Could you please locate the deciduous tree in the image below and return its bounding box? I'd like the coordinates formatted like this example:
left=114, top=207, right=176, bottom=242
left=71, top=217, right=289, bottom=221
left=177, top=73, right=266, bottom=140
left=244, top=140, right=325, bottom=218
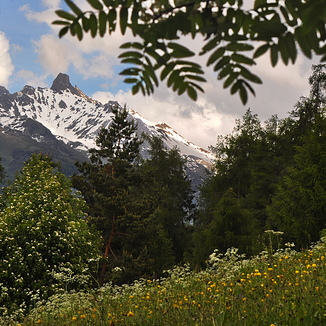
left=0, top=154, right=100, bottom=315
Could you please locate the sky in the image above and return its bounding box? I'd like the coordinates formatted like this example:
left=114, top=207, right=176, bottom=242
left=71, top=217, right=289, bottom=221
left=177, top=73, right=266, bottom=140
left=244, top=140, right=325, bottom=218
left=0, top=0, right=321, bottom=149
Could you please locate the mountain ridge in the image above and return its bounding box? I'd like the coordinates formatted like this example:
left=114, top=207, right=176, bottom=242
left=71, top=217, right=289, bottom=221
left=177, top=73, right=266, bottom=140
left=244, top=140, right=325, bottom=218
left=0, top=73, right=213, bottom=187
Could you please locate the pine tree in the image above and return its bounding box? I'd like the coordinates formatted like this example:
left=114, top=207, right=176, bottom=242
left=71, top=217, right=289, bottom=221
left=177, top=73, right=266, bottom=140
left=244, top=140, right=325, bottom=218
left=138, top=135, right=195, bottom=263
left=268, top=114, right=326, bottom=248
left=72, top=105, right=141, bottom=283
left=268, top=65, right=326, bottom=248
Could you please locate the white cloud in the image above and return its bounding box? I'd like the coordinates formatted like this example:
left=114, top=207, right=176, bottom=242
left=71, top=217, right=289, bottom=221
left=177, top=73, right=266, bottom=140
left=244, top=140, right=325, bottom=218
left=34, top=34, right=71, bottom=75
left=92, top=87, right=237, bottom=149
left=21, top=0, right=61, bottom=24
left=19, top=1, right=317, bottom=149
left=16, top=70, right=48, bottom=88
left=0, top=32, right=14, bottom=87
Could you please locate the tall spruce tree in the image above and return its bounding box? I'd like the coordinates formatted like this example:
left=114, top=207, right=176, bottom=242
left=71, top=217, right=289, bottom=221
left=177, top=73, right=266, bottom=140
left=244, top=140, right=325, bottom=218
left=268, top=65, right=326, bottom=248
left=72, top=107, right=177, bottom=284
left=268, top=114, right=326, bottom=248
left=138, top=135, right=194, bottom=263
left=72, top=105, right=141, bottom=283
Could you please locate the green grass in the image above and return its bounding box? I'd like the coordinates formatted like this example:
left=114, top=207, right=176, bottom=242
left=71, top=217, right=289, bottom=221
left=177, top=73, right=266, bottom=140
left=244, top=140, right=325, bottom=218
left=5, top=239, right=326, bottom=326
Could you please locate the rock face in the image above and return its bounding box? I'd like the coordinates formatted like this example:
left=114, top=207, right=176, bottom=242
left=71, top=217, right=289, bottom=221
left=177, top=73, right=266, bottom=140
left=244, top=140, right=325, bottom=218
left=50, top=73, right=80, bottom=96
left=0, top=73, right=213, bottom=187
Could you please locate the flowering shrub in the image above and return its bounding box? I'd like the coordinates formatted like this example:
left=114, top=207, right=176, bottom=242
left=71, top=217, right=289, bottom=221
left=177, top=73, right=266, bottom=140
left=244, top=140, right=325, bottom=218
left=0, top=154, right=101, bottom=317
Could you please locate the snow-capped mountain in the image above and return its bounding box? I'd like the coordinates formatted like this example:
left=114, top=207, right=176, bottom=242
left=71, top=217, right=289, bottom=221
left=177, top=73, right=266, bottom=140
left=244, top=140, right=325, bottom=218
left=0, top=73, right=213, bottom=187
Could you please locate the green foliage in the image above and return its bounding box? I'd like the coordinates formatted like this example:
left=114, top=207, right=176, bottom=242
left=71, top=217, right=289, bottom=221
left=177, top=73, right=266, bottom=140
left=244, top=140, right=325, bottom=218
left=138, top=135, right=195, bottom=262
left=72, top=107, right=181, bottom=284
left=54, top=0, right=326, bottom=104
left=193, top=189, right=254, bottom=266
left=268, top=65, right=326, bottom=248
left=0, top=154, right=101, bottom=316
left=268, top=113, right=326, bottom=249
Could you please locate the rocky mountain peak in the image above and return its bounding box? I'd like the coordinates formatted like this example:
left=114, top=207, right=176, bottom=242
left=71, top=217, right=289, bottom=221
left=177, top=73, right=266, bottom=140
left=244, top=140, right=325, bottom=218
left=0, top=86, right=10, bottom=96
left=50, top=73, right=79, bottom=96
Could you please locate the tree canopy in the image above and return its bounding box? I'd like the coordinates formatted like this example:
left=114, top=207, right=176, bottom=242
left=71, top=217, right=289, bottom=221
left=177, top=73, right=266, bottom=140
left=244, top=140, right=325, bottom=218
left=54, top=0, right=326, bottom=103
left=0, top=154, right=101, bottom=314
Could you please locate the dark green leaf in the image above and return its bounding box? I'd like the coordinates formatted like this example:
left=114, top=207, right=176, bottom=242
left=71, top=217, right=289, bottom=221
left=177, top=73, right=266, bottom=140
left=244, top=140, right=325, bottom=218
left=90, top=13, right=98, bottom=38
left=124, top=78, right=139, bottom=84
left=132, top=83, right=140, bottom=95
left=177, top=83, right=187, bottom=96
left=108, top=9, right=117, bottom=33
left=231, top=53, right=255, bottom=65
left=65, top=0, right=83, bottom=15
left=223, top=72, right=239, bottom=89
left=139, top=82, right=146, bottom=96
left=160, top=63, right=176, bottom=80
left=59, top=26, right=69, bottom=38
left=253, top=43, right=270, bottom=58
left=284, top=0, right=300, bottom=20
left=120, top=68, right=141, bottom=76
left=82, top=16, right=90, bottom=32
left=201, top=35, right=221, bottom=54
left=295, top=27, right=312, bottom=58
left=99, top=11, right=107, bottom=37
left=52, top=20, right=71, bottom=26
left=226, top=42, right=254, bottom=52
left=278, top=36, right=289, bottom=65
left=207, top=47, right=226, bottom=66
left=254, top=0, right=267, bottom=10
left=187, top=86, right=197, bottom=101
left=242, top=80, right=256, bottom=96
left=280, top=5, right=297, bottom=27
left=167, top=70, right=180, bottom=88
left=270, top=44, right=278, bottom=67
left=184, top=75, right=206, bottom=82
left=231, top=80, right=241, bottom=94
left=55, top=10, right=76, bottom=21
left=120, top=7, right=128, bottom=35
left=87, top=0, right=103, bottom=10
left=118, top=51, right=143, bottom=59
left=239, top=66, right=262, bottom=84
left=239, top=84, right=248, bottom=104
left=144, top=64, right=159, bottom=87
left=120, top=58, right=143, bottom=65
left=168, top=42, right=195, bottom=56
left=171, top=50, right=194, bottom=59
left=213, top=56, right=230, bottom=72
left=218, top=66, right=232, bottom=80
left=120, top=42, right=143, bottom=50
left=285, top=32, right=297, bottom=63
left=179, top=66, right=204, bottom=74
left=175, top=60, right=201, bottom=68
left=188, top=81, right=204, bottom=93
left=252, top=20, right=287, bottom=38
left=141, top=70, right=154, bottom=94
left=74, top=21, right=83, bottom=40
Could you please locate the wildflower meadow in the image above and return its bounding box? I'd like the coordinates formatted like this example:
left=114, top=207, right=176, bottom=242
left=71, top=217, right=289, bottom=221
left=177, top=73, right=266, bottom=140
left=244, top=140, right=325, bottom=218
left=2, top=233, right=325, bottom=326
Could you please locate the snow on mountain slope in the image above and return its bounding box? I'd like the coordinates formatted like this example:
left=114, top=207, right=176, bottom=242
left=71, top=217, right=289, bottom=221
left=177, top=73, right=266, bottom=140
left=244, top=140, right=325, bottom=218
left=0, top=73, right=214, bottom=187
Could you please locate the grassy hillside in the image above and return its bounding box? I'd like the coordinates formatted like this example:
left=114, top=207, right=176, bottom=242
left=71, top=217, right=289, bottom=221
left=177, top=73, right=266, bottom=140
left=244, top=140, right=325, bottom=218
left=8, top=235, right=326, bottom=326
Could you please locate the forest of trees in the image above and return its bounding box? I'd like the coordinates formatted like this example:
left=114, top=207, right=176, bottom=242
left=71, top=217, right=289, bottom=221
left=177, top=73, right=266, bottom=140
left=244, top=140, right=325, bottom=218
left=1, top=65, right=326, bottom=315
